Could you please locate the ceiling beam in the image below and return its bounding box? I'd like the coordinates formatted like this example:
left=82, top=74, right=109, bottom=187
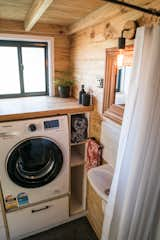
left=68, top=3, right=120, bottom=35
left=24, top=0, right=53, bottom=32
left=0, top=19, right=68, bottom=36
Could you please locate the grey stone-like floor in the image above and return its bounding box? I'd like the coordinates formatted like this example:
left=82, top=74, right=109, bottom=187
left=23, top=217, right=98, bottom=240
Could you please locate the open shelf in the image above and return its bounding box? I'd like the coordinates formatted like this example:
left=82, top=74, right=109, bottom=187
left=70, top=141, right=87, bottom=146
left=70, top=196, right=84, bottom=215
left=71, top=144, right=85, bottom=167
left=70, top=166, right=84, bottom=216
left=69, top=112, right=89, bottom=217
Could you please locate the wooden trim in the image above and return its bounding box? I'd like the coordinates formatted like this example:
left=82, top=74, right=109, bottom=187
left=24, top=0, right=54, bottom=32
left=0, top=19, right=68, bottom=36
left=103, top=105, right=124, bottom=124
left=103, top=45, right=133, bottom=124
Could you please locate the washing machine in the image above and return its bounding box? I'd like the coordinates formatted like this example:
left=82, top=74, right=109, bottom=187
left=0, top=115, right=70, bottom=239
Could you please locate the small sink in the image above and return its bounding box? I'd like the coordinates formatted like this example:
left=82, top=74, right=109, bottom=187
left=87, top=164, right=114, bottom=202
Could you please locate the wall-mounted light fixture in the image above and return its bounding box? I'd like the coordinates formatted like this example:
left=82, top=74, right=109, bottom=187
left=117, top=28, right=129, bottom=67
left=117, top=20, right=137, bottom=67
left=117, top=52, right=124, bottom=67
left=118, top=28, right=129, bottom=50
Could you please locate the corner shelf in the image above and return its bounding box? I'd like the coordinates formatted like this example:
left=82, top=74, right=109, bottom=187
left=69, top=113, right=89, bottom=217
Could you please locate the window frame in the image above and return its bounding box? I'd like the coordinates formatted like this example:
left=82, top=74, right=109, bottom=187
left=0, top=40, right=49, bottom=98
left=103, top=45, right=133, bottom=124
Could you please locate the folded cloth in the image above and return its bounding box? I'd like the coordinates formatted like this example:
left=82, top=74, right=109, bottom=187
left=86, top=138, right=102, bottom=171
left=71, top=116, right=88, bottom=143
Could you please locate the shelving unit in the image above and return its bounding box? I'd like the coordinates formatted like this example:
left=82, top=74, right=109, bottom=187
left=69, top=113, right=89, bottom=216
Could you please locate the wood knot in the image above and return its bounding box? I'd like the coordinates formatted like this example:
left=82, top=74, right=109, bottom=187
left=90, top=29, right=95, bottom=39
left=104, top=23, right=114, bottom=40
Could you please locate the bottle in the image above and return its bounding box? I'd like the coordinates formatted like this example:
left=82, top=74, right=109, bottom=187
left=79, top=84, right=86, bottom=104
left=82, top=92, right=90, bottom=106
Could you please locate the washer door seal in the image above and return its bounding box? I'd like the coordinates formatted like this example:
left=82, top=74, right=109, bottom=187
left=7, top=137, right=63, bottom=188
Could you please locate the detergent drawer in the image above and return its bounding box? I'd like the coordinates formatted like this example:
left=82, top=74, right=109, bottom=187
left=7, top=196, right=69, bottom=240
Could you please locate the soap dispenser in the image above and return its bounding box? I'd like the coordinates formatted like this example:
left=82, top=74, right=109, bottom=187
left=79, top=84, right=86, bottom=104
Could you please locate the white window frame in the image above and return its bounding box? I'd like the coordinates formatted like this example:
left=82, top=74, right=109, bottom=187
left=0, top=33, right=54, bottom=97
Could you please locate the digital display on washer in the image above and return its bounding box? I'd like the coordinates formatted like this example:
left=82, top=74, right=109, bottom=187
left=44, top=120, right=59, bottom=129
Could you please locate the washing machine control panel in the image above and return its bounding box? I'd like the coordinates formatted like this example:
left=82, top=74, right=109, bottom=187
left=44, top=119, right=59, bottom=129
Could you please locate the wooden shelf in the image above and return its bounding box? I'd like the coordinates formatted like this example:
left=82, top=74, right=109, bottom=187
left=70, top=196, right=84, bottom=216
left=71, top=140, right=87, bottom=146
left=69, top=113, right=88, bottom=217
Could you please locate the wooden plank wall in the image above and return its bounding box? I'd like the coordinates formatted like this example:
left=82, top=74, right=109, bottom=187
left=87, top=181, right=104, bottom=239
left=0, top=19, right=70, bottom=80
left=70, top=3, right=160, bottom=141
left=70, top=4, right=160, bottom=237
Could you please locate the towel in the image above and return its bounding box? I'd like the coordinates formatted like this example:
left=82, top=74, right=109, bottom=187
left=86, top=138, right=102, bottom=171
left=71, top=115, right=88, bottom=143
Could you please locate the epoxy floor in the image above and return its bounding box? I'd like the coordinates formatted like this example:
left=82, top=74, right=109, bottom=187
left=23, top=217, right=98, bottom=240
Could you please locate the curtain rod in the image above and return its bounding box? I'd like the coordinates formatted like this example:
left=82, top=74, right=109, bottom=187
left=103, top=0, right=160, bottom=17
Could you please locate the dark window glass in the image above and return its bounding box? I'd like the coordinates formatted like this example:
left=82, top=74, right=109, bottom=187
left=7, top=138, right=63, bottom=188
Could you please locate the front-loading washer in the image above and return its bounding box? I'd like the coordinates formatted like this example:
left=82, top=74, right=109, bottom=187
left=0, top=115, right=70, bottom=204
left=0, top=115, right=70, bottom=239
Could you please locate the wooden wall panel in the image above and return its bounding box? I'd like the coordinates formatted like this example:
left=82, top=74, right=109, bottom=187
left=0, top=19, right=70, bottom=79
left=70, top=6, right=160, bottom=233
left=70, top=10, right=160, bottom=140
left=87, top=181, right=104, bottom=239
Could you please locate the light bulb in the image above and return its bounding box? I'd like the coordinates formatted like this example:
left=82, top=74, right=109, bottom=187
left=117, top=51, right=124, bottom=67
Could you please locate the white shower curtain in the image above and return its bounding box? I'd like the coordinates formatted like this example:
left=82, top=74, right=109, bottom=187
left=102, top=25, right=160, bottom=240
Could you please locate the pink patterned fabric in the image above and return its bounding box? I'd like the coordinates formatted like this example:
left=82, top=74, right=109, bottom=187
left=86, top=138, right=102, bottom=171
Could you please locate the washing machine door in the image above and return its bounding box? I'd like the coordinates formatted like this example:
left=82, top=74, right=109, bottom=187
left=7, top=137, right=63, bottom=188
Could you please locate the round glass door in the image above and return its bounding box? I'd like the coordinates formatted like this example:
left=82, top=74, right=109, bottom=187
left=7, top=137, right=63, bottom=188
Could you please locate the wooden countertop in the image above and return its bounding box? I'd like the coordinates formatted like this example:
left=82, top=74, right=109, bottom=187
left=0, top=96, right=93, bottom=122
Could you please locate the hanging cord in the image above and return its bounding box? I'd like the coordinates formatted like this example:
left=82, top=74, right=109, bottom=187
left=102, top=0, right=160, bottom=17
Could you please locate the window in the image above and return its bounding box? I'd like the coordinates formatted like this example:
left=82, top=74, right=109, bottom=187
left=0, top=40, right=49, bottom=98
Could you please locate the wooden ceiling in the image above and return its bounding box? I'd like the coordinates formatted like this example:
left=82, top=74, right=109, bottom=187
left=0, top=0, right=33, bottom=21
left=41, top=0, right=105, bottom=25
left=0, top=0, right=159, bottom=33
left=0, top=0, right=105, bottom=27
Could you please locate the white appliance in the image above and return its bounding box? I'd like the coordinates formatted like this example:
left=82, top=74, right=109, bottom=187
left=0, top=115, right=70, bottom=239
